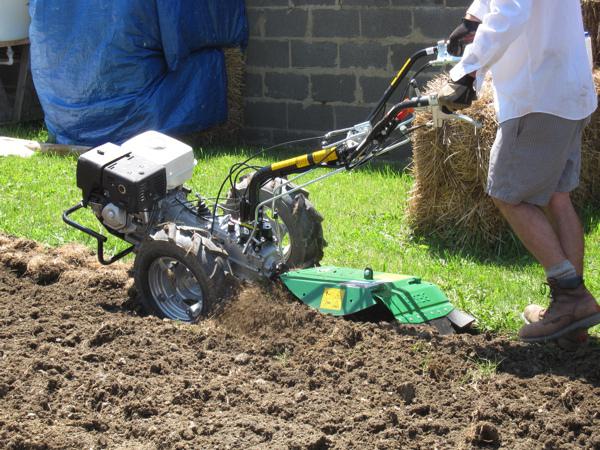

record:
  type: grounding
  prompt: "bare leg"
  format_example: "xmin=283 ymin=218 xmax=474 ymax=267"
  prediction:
xmin=492 ymin=197 xmax=567 ymax=270
xmin=544 ymin=192 xmax=584 ymax=275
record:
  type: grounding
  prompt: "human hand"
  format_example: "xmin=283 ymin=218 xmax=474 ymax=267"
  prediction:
xmin=437 ymin=75 xmax=477 ymax=111
xmin=448 ymin=18 xmax=480 ymax=57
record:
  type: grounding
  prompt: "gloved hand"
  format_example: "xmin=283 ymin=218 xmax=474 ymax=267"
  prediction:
xmin=448 ymin=18 xmax=480 ymax=56
xmin=437 ymin=75 xmax=477 ymax=111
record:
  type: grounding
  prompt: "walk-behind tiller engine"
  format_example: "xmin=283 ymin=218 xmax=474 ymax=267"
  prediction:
xmin=64 ymin=42 xmax=478 ymax=333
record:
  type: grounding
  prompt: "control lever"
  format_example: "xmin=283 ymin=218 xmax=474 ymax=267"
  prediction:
xmin=428 ymin=94 xmax=482 ymax=129
xmin=430 ymin=40 xmax=463 ymax=67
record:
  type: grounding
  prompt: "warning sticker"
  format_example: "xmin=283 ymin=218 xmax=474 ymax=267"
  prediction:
xmin=320 ymin=288 xmax=344 ymax=311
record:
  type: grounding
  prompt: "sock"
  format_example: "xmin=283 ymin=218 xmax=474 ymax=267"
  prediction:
xmin=545 ymin=260 xmax=577 ymax=281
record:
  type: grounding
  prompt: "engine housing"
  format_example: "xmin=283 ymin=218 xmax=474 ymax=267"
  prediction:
xmin=74 ymin=131 xmax=283 ymax=281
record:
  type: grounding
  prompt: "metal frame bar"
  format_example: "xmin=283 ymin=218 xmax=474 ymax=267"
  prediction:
xmin=242 ymin=166 xmax=346 ymax=254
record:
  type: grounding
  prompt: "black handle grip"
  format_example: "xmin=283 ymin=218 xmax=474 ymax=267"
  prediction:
xmin=62 ymin=202 xmax=134 ymax=265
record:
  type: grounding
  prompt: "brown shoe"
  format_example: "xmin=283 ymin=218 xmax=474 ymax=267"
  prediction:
xmin=519 ymin=277 xmax=600 ymax=343
xmin=521 ymin=304 xmax=589 ymax=350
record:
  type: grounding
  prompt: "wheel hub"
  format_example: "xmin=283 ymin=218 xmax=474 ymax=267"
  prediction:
xmin=148 ymin=256 xmax=204 ymax=321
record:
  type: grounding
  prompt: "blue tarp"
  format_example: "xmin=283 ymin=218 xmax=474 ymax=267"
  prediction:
xmin=29 ymin=0 xmax=248 ymax=145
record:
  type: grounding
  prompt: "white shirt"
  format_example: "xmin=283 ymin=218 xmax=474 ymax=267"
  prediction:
xmin=450 ymin=0 xmax=597 ymax=123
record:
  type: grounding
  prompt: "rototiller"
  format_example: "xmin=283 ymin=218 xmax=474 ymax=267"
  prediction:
xmin=64 ymin=42 xmax=479 ymax=333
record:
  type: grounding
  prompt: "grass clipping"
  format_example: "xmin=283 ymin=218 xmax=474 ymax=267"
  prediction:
xmin=408 ymin=71 xmax=600 ymax=249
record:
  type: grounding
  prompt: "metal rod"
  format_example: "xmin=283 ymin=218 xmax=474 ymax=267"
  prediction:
xmin=242 ymin=167 xmax=346 ymax=255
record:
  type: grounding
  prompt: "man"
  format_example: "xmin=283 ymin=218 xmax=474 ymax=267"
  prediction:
xmin=438 ymin=0 xmax=600 ymax=343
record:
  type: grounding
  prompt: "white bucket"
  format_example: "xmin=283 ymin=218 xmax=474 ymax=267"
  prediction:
xmin=0 ymin=0 xmax=31 ymax=43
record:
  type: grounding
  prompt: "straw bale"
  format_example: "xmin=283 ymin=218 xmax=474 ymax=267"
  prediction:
xmin=408 ymin=71 xmax=600 ymax=249
xmin=583 ymin=0 xmax=600 ymax=66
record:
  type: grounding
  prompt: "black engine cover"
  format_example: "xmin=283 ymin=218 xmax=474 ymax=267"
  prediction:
xmin=77 ymin=143 xmax=130 ymax=203
xmin=77 ymin=143 xmax=167 ymax=212
xmin=102 ymin=154 xmax=166 ymax=212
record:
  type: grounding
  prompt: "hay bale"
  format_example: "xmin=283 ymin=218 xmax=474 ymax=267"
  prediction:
xmin=578 ymin=72 xmax=600 ymax=204
xmin=583 ymin=0 xmax=600 ymax=66
xmin=186 ymin=48 xmax=245 ymax=146
xmin=408 ymin=71 xmax=600 ymax=249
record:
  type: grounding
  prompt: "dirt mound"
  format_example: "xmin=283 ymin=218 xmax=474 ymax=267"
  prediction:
xmin=1 ymin=235 xmax=600 ymax=449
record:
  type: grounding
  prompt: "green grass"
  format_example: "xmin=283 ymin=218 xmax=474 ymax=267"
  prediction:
xmin=461 ymin=356 xmax=503 ymax=386
xmin=1 ymin=123 xmax=599 ymax=336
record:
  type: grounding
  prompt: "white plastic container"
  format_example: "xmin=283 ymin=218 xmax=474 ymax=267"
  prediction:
xmin=122 ymin=131 xmax=196 ymax=190
xmin=0 ymin=0 xmax=31 ymax=42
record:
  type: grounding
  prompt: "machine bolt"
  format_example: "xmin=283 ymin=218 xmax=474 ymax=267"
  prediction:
xmin=363 ymin=267 xmax=374 ymax=280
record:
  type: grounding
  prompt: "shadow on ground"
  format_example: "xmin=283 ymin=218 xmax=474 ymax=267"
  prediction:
xmin=477 ymin=336 xmax=600 ymax=386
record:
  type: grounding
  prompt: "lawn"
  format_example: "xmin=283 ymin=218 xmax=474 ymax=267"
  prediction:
xmin=1 ymin=123 xmax=599 ymax=336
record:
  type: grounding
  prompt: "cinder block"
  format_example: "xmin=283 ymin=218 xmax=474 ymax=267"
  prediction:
xmin=244 ymin=72 xmax=264 ymax=98
xmin=414 ymin=8 xmax=464 ymax=39
xmin=312 ymin=74 xmax=356 ymax=103
xmin=391 ymin=0 xmax=443 ymax=5
xmin=340 ymin=42 xmax=388 ymax=69
xmin=291 ymin=41 xmax=337 ymax=68
xmin=312 ymin=9 xmax=359 ymax=38
xmin=241 ymin=127 xmax=274 ymax=146
xmin=390 ymin=42 xmax=430 ymax=69
xmin=265 ymin=9 xmax=308 ymax=37
xmin=445 ymin=0 xmax=472 ymax=7
xmin=265 ymin=72 xmax=309 ymax=100
xmin=288 ymin=103 xmax=334 ymax=131
xmin=293 ymin=0 xmax=336 ymax=5
xmin=244 ymin=100 xmax=288 ymax=128
xmin=342 ymin=0 xmax=389 ymax=6
xmin=361 ymin=9 xmax=412 ymax=38
xmin=246 ymin=0 xmax=289 ymax=7
xmin=246 ymin=40 xmax=290 ymax=68
xmin=272 ymin=129 xmax=321 ymax=144
xmin=247 ymin=10 xmax=265 ymax=38
xmin=334 ymin=105 xmax=372 ymax=128
xmin=360 ymin=76 xmax=392 ymax=104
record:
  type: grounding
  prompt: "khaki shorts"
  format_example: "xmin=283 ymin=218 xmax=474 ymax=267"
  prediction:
xmin=486 ymin=113 xmax=587 ymax=206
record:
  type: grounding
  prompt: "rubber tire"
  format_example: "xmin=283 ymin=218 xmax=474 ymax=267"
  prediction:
xmin=133 ymin=238 xmax=225 ymax=322
xmin=226 ymin=176 xmax=326 ymax=269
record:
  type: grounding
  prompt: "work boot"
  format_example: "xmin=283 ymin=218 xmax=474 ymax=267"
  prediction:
xmin=522 ymin=305 xmax=589 ymax=350
xmin=519 ymin=276 xmax=600 ymax=343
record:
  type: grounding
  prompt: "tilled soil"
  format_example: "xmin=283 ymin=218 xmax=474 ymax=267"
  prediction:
xmin=0 ymin=235 xmax=599 ymax=449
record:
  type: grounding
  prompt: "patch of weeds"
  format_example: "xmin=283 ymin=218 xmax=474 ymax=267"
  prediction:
xmin=411 ymin=340 xmax=429 ymax=353
xmin=420 ymin=354 xmax=432 ymax=375
xmin=461 ymin=356 xmax=503 ymax=385
xmin=273 ymin=349 xmax=292 ymax=366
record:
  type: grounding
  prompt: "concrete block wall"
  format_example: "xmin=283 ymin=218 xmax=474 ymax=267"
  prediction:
xmin=242 ymin=0 xmax=471 ymax=145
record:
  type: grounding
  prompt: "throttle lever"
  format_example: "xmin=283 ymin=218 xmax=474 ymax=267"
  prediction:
xmin=429 ymin=95 xmax=482 ymax=129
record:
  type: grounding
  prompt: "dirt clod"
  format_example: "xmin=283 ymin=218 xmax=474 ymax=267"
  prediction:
xmin=88 ymin=323 xmax=125 ymax=347
xmin=233 ymin=352 xmax=251 ymax=365
xmin=397 ymin=381 xmax=417 ymax=404
xmin=466 ymin=421 xmax=501 ymax=445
